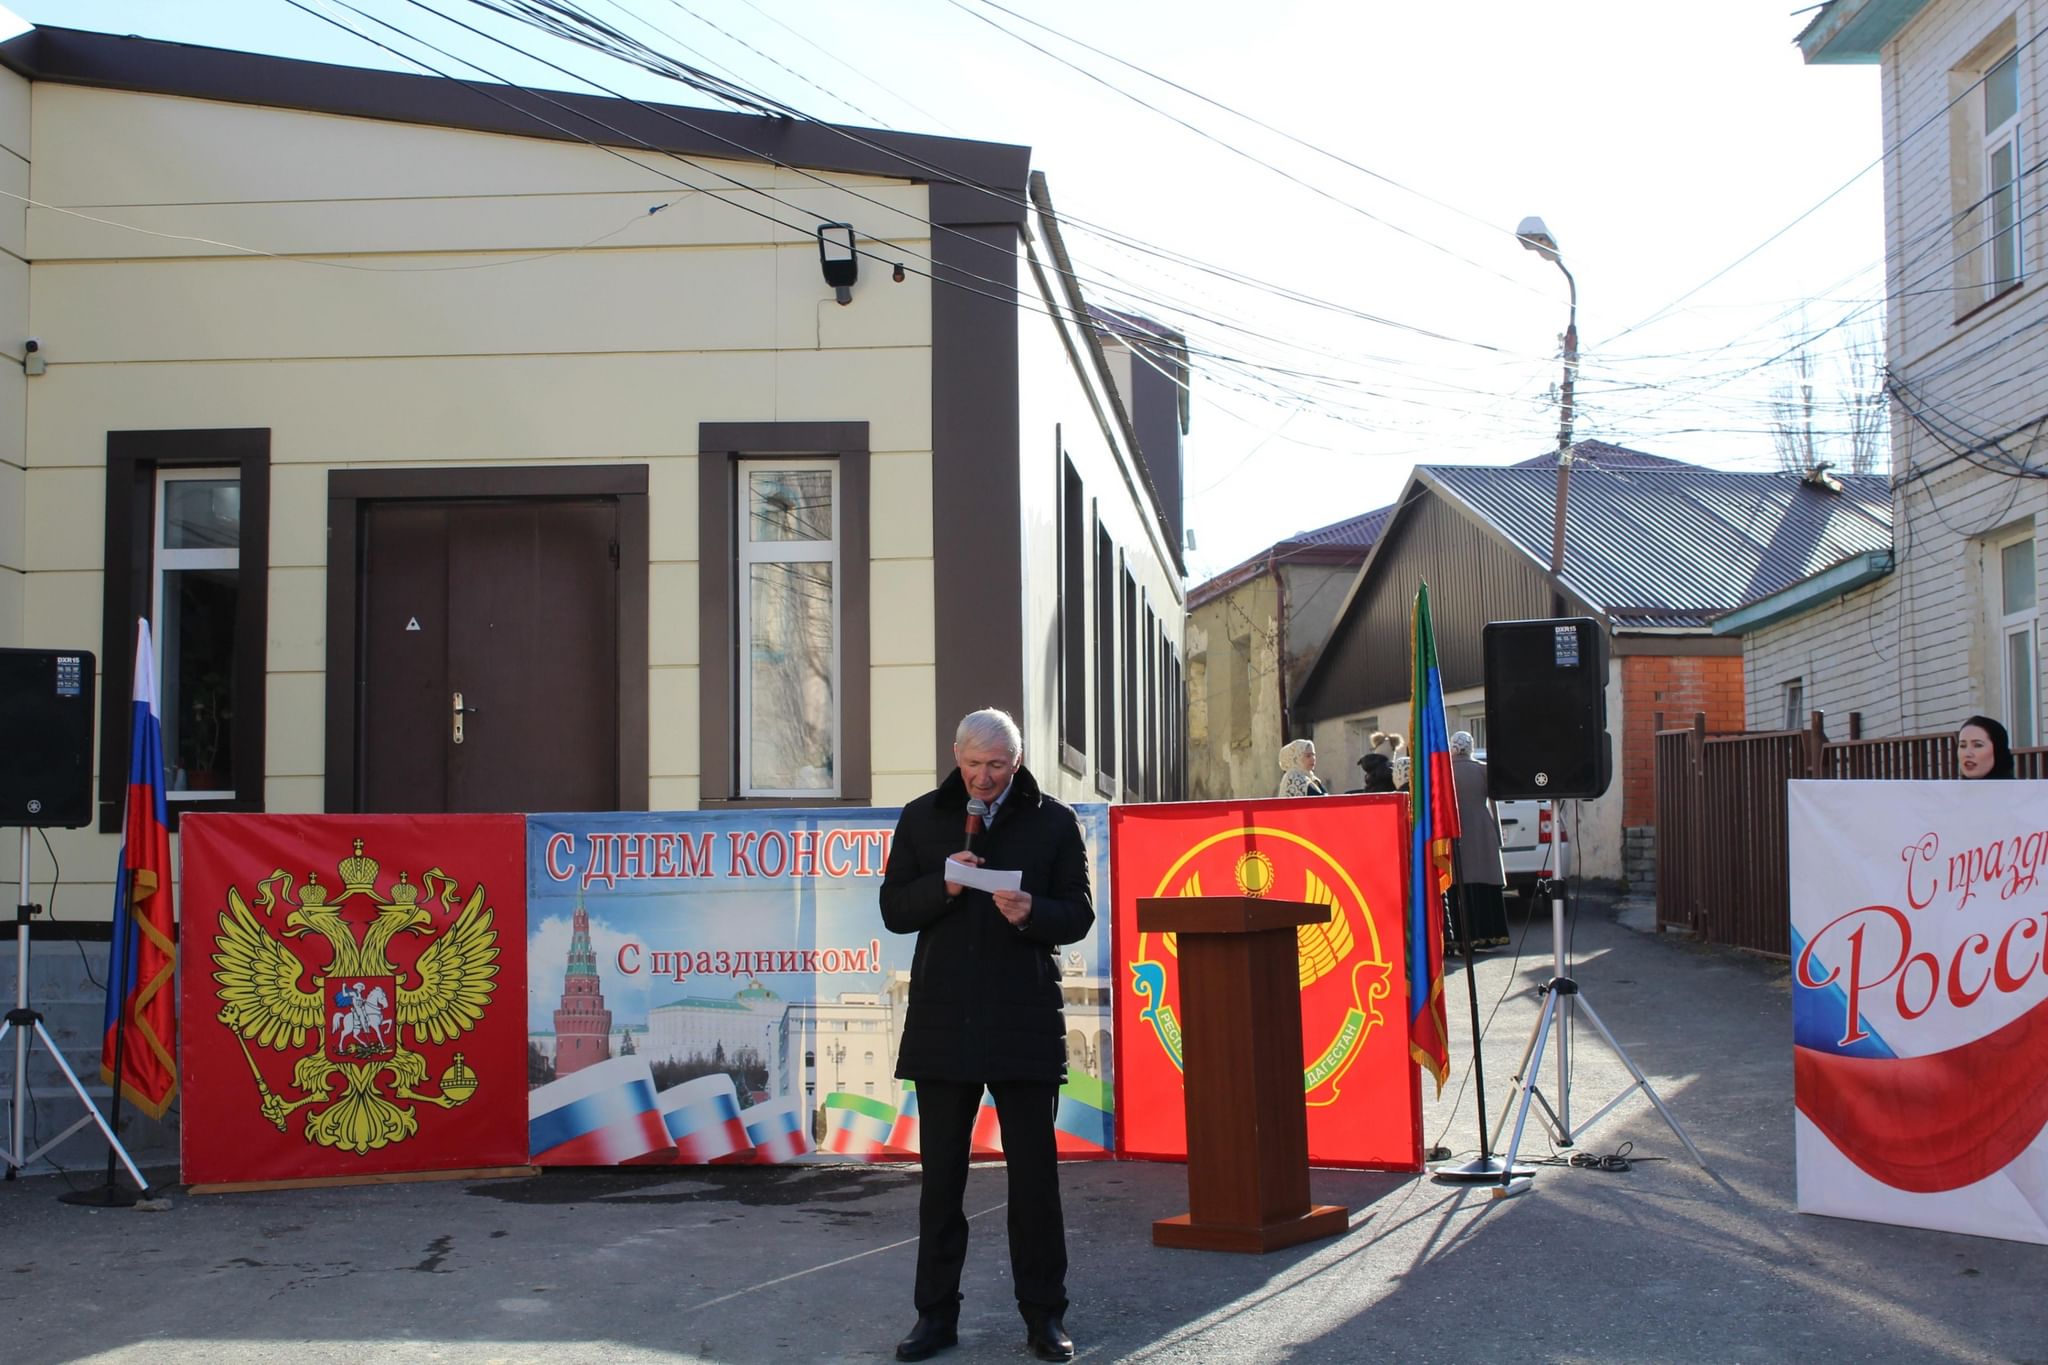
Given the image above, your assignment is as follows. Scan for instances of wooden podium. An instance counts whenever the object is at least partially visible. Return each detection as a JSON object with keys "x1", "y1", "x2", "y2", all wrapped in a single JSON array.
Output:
[{"x1": 1136, "y1": 895, "x2": 1349, "y2": 1253}]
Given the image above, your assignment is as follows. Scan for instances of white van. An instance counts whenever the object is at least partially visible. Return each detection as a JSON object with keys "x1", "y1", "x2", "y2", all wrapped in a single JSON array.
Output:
[
  {"x1": 1471, "y1": 748, "x2": 1570, "y2": 903},
  {"x1": 1494, "y1": 795, "x2": 1570, "y2": 904}
]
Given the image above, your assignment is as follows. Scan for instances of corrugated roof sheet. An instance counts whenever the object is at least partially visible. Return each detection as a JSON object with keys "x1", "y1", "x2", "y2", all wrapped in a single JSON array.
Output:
[
  {"x1": 1187, "y1": 503, "x2": 1391, "y2": 607},
  {"x1": 1421, "y1": 463, "x2": 1892, "y2": 629}
]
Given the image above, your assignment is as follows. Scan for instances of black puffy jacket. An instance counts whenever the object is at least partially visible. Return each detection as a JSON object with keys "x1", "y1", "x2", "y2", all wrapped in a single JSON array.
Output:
[{"x1": 880, "y1": 764, "x2": 1094, "y2": 1084}]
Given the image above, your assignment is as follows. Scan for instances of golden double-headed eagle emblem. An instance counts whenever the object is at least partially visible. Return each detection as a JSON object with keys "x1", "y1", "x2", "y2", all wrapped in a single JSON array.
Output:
[{"x1": 210, "y1": 837, "x2": 499, "y2": 1154}]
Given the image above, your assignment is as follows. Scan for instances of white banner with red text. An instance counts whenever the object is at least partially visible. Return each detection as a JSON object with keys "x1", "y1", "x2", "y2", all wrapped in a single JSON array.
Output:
[{"x1": 1790, "y1": 780, "x2": 2048, "y2": 1244}]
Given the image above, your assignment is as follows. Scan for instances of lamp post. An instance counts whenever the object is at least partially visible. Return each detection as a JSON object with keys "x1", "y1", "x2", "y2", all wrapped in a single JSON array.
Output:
[{"x1": 1517, "y1": 216, "x2": 1579, "y2": 614}]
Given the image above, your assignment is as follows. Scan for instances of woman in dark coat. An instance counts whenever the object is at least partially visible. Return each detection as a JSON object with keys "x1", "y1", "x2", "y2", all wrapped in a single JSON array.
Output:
[{"x1": 1448, "y1": 731, "x2": 1511, "y2": 949}]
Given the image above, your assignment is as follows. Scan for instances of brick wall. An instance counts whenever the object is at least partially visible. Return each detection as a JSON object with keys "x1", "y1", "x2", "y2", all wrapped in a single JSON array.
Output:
[{"x1": 1621, "y1": 653, "x2": 1744, "y2": 825}]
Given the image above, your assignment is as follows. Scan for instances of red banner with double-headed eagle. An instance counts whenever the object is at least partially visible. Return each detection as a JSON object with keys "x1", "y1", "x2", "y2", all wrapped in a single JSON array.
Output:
[
  {"x1": 1110, "y1": 795, "x2": 1421, "y2": 1170},
  {"x1": 179, "y1": 814, "x2": 529, "y2": 1186}
]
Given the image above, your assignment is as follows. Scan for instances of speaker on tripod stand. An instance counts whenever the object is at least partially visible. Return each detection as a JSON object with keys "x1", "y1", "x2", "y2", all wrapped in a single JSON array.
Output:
[
  {"x1": 1473, "y1": 619, "x2": 1705, "y2": 1196},
  {"x1": 1482, "y1": 618, "x2": 1611, "y2": 803},
  {"x1": 0, "y1": 648, "x2": 149, "y2": 1196}
]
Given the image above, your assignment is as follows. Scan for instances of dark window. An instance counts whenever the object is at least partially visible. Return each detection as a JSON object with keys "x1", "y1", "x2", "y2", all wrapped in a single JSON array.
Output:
[
  {"x1": 1121, "y1": 562, "x2": 1138, "y2": 801},
  {"x1": 1059, "y1": 453, "x2": 1087, "y2": 774},
  {"x1": 100, "y1": 429, "x2": 270, "y2": 831},
  {"x1": 1143, "y1": 603, "x2": 1159, "y2": 801},
  {"x1": 1094, "y1": 517, "x2": 1116, "y2": 797}
]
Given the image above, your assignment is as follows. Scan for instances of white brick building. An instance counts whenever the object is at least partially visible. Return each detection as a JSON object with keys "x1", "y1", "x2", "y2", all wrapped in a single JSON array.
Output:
[{"x1": 1724, "y1": 2, "x2": 2048, "y2": 742}]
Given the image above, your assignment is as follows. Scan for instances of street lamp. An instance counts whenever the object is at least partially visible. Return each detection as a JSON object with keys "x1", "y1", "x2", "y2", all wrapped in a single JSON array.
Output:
[{"x1": 1517, "y1": 215, "x2": 1579, "y2": 602}]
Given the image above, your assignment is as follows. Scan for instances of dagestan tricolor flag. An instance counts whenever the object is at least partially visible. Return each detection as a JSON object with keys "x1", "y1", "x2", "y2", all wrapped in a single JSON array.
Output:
[
  {"x1": 101, "y1": 618, "x2": 178, "y2": 1118},
  {"x1": 1406, "y1": 583, "x2": 1460, "y2": 1093}
]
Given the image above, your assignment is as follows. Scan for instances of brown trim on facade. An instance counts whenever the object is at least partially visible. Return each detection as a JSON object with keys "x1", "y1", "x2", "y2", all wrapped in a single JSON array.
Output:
[
  {"x1": 4, "y1": 27, "x2": 1031, "y2": 194},
  {"x1": 99, "y1": 428, "x2": 271, "y2": 832},
  {"x1": 1608, "y1": 633, "x2": 1742, "y2": 657},
  {"x1": 697, "y1": 422, "x2": 872, "y2": 808},
  {"x1": 929, "y1": 183, "x2": 1026, "y2": 777},
  {"x1": 323, "y1": 464, "x2": 649, "y2": 813}
]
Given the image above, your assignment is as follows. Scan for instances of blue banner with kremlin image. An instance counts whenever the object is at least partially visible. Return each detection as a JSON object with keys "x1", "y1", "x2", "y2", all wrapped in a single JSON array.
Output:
[{"x1": 524, "y1": 807, "x2": 1115, "y2": 1165}]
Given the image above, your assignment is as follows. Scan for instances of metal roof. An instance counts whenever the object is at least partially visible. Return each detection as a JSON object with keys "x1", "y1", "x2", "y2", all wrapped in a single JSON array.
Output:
[
  {"x1": 1187, "y1": 503, "x2": 1391, "y2": 608},
  {"x1": 1420, "y1": 463, "x2": 1893, "y2": 629}
]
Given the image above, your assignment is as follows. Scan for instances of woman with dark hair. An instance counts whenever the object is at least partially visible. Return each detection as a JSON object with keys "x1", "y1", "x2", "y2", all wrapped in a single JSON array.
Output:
[{"x1": 1957, "y1": 715, "x2": 2016, "y2": 779}]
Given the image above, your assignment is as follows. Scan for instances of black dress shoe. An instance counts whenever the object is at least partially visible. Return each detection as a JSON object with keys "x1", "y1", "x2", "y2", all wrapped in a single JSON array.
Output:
[
  {"x1": 895, "y1": 1313, "x2": 958, "y2": 1362},
  {"x1": 1025, "y1": 1313, "x2": 1074, "y2": 1362}
]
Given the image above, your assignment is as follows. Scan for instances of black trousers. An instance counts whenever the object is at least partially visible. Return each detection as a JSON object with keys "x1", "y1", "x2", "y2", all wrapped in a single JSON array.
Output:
[{"x1": 910, "y1": 1077, "x2": 1068, "y2": 1319}]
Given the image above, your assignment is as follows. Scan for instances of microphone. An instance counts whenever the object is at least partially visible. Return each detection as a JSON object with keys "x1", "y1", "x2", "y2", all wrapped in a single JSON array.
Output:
[{"x1": 964, "y1": 797, "x2": 990, "y2": 853}]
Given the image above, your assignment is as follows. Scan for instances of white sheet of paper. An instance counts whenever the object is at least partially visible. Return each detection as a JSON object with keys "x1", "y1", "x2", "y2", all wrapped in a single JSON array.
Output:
[{"x1": 944, "y1": 858, "x2": 1022, "y2": 893}]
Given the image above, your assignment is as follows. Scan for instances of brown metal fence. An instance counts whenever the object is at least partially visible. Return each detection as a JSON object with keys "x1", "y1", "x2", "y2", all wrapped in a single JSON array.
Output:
[{"x1": 1654, "y1": 713, "x2": 2046, "y2": 956}]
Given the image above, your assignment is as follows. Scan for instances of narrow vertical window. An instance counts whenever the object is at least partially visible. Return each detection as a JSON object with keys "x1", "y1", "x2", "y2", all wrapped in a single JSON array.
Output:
[
  {"x1": 2000, "y1": 533, "x2": 2037, "y2": 745},
  {"x1": 1059, "y1": 455, "x2": 1087, "y2": 769},
  {"x1": 1985, "y1": 50, "x2": 2023, "y2": 294},
  {"x1": 1094, "y1": 518, "x2": 1116, "y2": 795},
  {"x1": 1121, "y1": 563, "x2": 1138, "y2": 799},
  {"x1": 738, "y1": 461, "x2": 840, "y2": 796},
  {"x1": 1782, "y1": 679, "x2": 1805, "y2": 732},
  {"x1": 155, "y1": 470, "x2": 242, "y2": 798}
]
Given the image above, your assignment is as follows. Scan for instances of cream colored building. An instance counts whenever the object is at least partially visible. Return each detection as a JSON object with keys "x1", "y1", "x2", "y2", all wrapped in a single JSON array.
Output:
[
  {"x1": 0, "y1": 25, "x2": 1185, "y2": 1166},
  {"x1": 1732, "y1": 3, "x2": 2048, "y2": 740},
  {"x1": 0, "y1": 24, "x2": 1185, "y2": 891}
]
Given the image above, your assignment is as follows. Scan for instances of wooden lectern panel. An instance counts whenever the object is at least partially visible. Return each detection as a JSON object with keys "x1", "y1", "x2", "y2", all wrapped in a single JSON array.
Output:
[{"x1": 1135, "y1": 895, "x2": 1349, "y2": 1253}]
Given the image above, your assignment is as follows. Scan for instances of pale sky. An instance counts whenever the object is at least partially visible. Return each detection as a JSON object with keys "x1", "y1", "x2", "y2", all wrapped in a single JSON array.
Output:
[{"x1": 9, "y1": 1, "x2": 1887, "y2": 580}]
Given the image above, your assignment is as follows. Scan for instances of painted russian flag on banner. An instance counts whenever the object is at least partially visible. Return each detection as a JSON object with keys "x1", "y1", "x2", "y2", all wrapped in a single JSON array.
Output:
[
  {"x1": 1053, "y1": 1075, "x2": 1113, "y2": 1156},
  {"x1": 743, "y1": 1096, "x2": 814, "y2": 1164},
  {"x1": 885, "y1": 1083, "x2": 921, "y2": 1156},
  {"x1": 820, "y1": 1092, "x2": 895, "y2": 1157},
  {"x1": 529, "y1": 1055, "x2": 671, "y2": 1165},
  {"x1": 971, "y1": 1090, "x2": 1004, "y2": 1156},
  {"x1": 101, "y1": 618, "x2": 178, "y2": 1119},
  {"x1": 1406, "y1": 583, "x2": 1458, "y2": 1094},
  {"x1": 651, "y1": 1073, "x2": 753, "y2": 1164}
]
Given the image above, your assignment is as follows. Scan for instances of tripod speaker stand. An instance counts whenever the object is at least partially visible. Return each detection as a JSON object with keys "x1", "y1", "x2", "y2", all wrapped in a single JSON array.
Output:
[
  {"x1": 2, "y1": 826, "x2": 148, "y2": 1194},
  {"x1": 1487, "y1": 857, "x2": 1707, "y2": 1198}
]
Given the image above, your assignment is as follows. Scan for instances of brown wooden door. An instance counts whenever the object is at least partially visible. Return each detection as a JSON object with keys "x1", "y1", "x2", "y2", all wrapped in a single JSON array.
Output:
[{"x1": 358, "y1": 498, "x2": 619, "y2": 813}]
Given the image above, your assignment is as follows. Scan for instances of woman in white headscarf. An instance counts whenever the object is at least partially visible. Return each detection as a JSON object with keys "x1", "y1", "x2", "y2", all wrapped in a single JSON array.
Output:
[{"x1": 1275, "y1": 738, "x2": 1327, "y2": 797}]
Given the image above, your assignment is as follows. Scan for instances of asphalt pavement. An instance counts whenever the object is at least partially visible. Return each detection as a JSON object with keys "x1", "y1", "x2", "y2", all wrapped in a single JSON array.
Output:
[{"x1": 4, "y1": 893, "x2": 2044, "y2": 1364}]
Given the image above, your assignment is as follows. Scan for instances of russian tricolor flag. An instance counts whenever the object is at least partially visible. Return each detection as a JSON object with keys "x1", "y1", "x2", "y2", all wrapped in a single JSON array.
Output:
[
  {"x1": 653, "y1": 1073, "x2": 753, "y2": 1164},
  {"x1": 100, "y1": 618, "x2": 178, "y2": 1119},
  {"x1": 743, "y1": 1096, "x2": 814, "y2": 1164},
  {"x1": 885, "y1": 1083, "x2": 921, "y2": 1155},
  {"x1": 529, "y1": 1056, "x2": 671, "y2": 1165}
]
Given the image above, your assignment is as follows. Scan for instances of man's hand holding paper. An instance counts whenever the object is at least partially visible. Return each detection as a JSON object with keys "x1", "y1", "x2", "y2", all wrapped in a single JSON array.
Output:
[{"x1": 943, "y1": 855, "x2": 1023, "y2": 895}]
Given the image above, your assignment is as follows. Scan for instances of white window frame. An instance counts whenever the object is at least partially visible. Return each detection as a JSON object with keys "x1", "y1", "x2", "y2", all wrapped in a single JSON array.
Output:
[
  {"x1": 1782, "y1": 678, "x2": 1806, "y2": 732},
  {"x1": 1984, "y1": 48, "x2": 2024, "y2": 296},
  {"x1": 1995, "y1": 527, "x2": 2039, "y2": 746},
  {"x1": 154, "y1": 467, "x2": 240, "y2": 802},
  {"x1": 736, "y1": 459, "x2": 842, "y2": 798}
]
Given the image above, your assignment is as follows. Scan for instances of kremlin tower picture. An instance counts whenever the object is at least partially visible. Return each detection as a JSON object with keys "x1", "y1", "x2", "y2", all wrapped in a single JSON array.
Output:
[{"x1": 551, "y1": 899, "x2": 613, "y2": 1077}]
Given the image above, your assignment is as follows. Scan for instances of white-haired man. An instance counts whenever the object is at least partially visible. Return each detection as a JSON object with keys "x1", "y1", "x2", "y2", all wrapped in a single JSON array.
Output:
[{"x1": 881, "y1": 708, "x2": 1093, "y2": 1362}]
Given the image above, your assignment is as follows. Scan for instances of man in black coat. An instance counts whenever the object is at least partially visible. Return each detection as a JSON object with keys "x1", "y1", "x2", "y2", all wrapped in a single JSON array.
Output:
[{"x1": 881, "y1": 707, "x2": 1093, "y2": 1363}]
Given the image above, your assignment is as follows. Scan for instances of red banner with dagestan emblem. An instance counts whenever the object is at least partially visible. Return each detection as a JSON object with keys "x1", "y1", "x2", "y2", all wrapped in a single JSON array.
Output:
[
  {"x1": 178, "y1": 814, "x2": 528, "y2": 1185},
  {"x1": 1111, "y1": 795, "x2": 1420, "y2": 1170}
]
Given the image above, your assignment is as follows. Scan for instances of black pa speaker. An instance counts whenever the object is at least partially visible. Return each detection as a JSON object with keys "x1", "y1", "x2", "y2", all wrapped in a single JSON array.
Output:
[
  {"x1": 0, "y1": 648, "x2": 96, "y2": 827},
  {"x1": 1482, "y1": 619, "x2": 1611, "y2": 801}
]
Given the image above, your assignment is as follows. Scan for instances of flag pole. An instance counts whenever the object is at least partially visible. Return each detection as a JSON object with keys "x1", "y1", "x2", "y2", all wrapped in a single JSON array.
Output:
[
  {"x1": 87, "y1": 875, "x2": 138, "y2": 1204},
  {"x1": 1429, "y1": 839, "x2": 1531, "y2": 1181}
]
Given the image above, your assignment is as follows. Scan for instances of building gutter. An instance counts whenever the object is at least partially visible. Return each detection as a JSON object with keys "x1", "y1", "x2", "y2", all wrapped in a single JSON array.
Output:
[
  {"x1": 1712, "y1": 550, "x2": 1896, "y2": 635},
  {"x1": 1797, "y1": 0, "x2": 1931, "y2": 65}
]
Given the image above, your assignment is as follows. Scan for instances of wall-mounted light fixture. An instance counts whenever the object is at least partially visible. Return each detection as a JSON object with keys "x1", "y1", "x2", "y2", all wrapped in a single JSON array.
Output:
[
  {"x1": 817, "y1": 222, "x2": 857, "y2": 305},
  {"x1": 22, "y1": 338, "x2": 42, "y2": 376}
]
